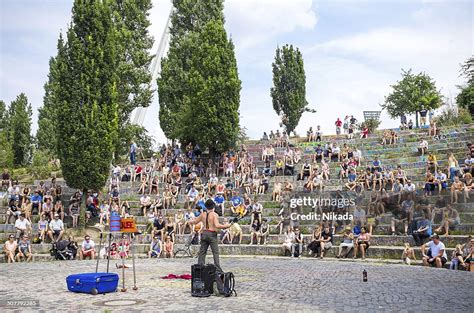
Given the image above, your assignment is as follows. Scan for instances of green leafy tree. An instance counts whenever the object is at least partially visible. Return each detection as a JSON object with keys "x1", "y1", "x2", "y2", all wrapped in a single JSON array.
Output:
[
  {"x1": 0, "y1": 131, "x2": 14, "y2": 170},
  {"x1": 109, "y1": 0, "x2": 154, "y2": 158},
  {"x1": 174, "y1": 19, "x2": 241, "y2": 154},
  {"x1": 456, "y1": 56, "x2": 474, "y2": 116},
  {"x1": 8, "y1": 94, "x2": 33, "y2": 166},
  {"x1": 0, "y1": 100, "x2": 8, "y2": 129},
  {"x1": 381, "y1": 69, "x2": 443, "y2": 127},
  {"x1": 435, "y1": 104, "x2": 472, "y2": 127},
  {"x1": 158, "y1": 0, "x2": 225, "y2": 141},
  {"x1": 0, "y1": 100, "x2": 13, "y2": 169},
  {"x1": 37, "y1": 54, "x2": 61, "y2": 153},
  {"x1": 271, "y1": 44, "x2": 313, "y2": 134},
  {"x1": 54, "y1": 0, "x2": 119, "y2": 226}
]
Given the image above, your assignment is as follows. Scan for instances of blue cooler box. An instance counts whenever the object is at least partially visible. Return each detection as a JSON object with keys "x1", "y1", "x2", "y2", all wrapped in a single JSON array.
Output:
[{"x1": 66, "y1": 273, "x2": 119, "y2": 295}]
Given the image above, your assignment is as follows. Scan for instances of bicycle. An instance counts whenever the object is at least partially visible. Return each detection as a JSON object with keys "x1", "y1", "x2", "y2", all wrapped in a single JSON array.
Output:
[{"x1": 174, "y1": 233, "x2": 198, "y2": 258}]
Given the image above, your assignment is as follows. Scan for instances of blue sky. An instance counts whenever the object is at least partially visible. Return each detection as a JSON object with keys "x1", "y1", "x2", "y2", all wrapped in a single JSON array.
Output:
[{"x1": 0, "y1": 0, "x2": 472, "y2": 145}]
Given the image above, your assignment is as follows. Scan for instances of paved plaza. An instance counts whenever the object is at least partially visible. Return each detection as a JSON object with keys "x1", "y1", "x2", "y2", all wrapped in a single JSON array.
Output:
[{"x1": 0, "y1": 257, "x2": 472, "y2": 312}]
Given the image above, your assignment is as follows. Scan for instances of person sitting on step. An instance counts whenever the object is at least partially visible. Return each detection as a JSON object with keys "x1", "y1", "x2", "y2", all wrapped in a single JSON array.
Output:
[
  {"x1": 282, "y1": 226, "x2": 295, "y2": 256},
  {"x1": 258, "y1": 219, "x2": 270, "y2": 245},
  {"x1": 421, "y1": 234, "x2": 447, "y2": 268},
  {"x1": 336, "y1": 228, "x2": 354, "y2": 258},
  {"x1": 354, "y1": 227, "x2": 370, "y2": 260},
  {"x1": 318, "y1": 225, "x2": 333, "y2": 259},
  {"x1": 402, "y1": 243, "x2": 416, "y2": 265}
]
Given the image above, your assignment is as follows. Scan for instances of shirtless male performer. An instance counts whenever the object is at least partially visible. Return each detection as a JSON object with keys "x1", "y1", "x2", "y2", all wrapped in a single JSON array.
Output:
[{"x1": 188, "y1": 199, "x2": 231, "y2": 272}]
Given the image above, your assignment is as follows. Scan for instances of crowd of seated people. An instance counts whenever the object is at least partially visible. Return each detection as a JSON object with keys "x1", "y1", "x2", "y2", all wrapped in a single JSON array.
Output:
[
  {"x1": 261, "y1": 129, "x2": 289, "y2": 147},
  {"x1": 3, "y1": 125, "x2": 473, "y2": 265}
]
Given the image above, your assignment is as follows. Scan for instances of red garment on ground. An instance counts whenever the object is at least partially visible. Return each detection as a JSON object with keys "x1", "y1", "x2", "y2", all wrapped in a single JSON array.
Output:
[{"x1": 161, "y1": 273, "x2": 192, "y2": 280}]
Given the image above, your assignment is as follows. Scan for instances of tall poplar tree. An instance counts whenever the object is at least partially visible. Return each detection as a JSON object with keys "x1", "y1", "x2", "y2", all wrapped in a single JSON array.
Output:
[
  {"x1": 0, "y1": 100, "x2": 7, "y2": 128},
  {"x1": 271, "y1": 44, "x2": 311, "y2": 135},
  {"x1": 8, "y1": 93, "x2": 33, "y2": 166},
  {"x1": 55, "y1": 0, "x2": 119, "y2": 199},
  {"x1": 110, "y1": 0, "x2": 154, "y2": 158},
  {"x1": 0, "y1": 100, "x2": 13, "y2": 169},
  {"x1": 177, "y1": 19, "x2": 241, "y2": 154},
  {"x1": 158, "y1": 0, "x2": 226, "y2": 141},
  {"x1": 37, "y1": 52, "x2": 60, "y2": 153}
]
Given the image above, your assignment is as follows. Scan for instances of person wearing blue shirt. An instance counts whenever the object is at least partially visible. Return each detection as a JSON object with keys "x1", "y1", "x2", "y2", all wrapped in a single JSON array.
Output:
[
  {"x1": 173, "y1": 145, "x2": 182, "y2": 158},
  {"x1": 372, "y1": 157, "x2": 382, "y2": 173},
  {"x1": 314, "y1": 145, "x2": 323, "y2": 162},
  {"x1": 130, "y1": 141, "x2": 138, "y2": 165},
  {"x1": 345, "y1": 170, "x2": 358, "y2": 191},
  {"x1": 194, "y1": 207, "x2": 201, "y2": 217},
  {"x1": 214, "y1": 194, "x2": 225, "y2": 216},
  {"x1": 412, "y1": 214, "x2": 432, "y2": 246},
  {"x1": 196, "y1": 198, "x2": 206, "y2": 211},
  {"x1": 30, "y1": 191, "x2": 42, "y2": 215},
  {"x1": 231, "y1": 194, "x2": 242, "y2": 208}
]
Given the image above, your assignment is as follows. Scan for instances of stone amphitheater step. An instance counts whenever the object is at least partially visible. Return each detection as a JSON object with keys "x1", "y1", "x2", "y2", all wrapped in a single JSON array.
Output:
[
  {"x1": 171, "y1": 234, "x2": 469, "y2": 248},
  {"x1": 176, "y1": 243, "x2": 457, "y2": 259},
  {"x1": 130, "y1": 222, "x2": 474, "y2": 236},
  {"x1": 251, "y1": 136, "x2": 471, "y2": 152},
  {"x1": 250, "y1": 145, "x2": 468, "y2": 161},
  {"x1": 0, "y1": 242, "x2": 458, "y2": 261},
  {"x1": 250, "y1": 138, "x2": 472, "y2": 157}
]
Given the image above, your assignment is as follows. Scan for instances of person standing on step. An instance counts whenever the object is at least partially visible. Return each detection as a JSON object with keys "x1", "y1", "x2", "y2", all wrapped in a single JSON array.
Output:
[
  {"x1": 130, "y1": 141, "x2": 138, "y2": 165},
  {"x1": 188, "y1": 199, "x2": 231, "y2": 272}
]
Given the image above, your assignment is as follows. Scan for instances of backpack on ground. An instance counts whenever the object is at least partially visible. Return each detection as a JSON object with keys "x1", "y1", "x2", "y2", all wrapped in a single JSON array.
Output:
[{"x1": 214, "y1": 272, "x2": 237, "y2": 297}]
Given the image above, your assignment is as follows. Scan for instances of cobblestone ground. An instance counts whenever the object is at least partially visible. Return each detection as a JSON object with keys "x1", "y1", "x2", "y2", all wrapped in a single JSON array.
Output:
[{"x1": 0, "y1": 256, "x2": 472, "y2": 312}]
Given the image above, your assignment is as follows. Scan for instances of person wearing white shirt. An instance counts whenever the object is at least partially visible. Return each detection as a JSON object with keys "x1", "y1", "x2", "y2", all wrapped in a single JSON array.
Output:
[
  {"x1": 80, "y1": 235, "x2": 96, "y2": 260},
  {"x1": 353, "y1": 149, "x2": 362, "y2": 166},
  {"x1": 267, "y1": 146, "x2": 275, "y2": 161},
  {"x1": 47, "y1": 214, "x2": 64, "y2": 242},
  {"x1": 418, "y1": 139, "x2": 429, "y2": 156},
  {"x1": 315, "y1": 125, "x2": 323, "y2": 142},
  {"x1": 403, "y1": 180, "x2": 416, "y2": 201},
  {"x1": 15, "y1": 214, "x2": 31, "y2": 239},
  {"x1": 112, "y1": 165, "x2": 121, "y2": 178},
  {"x1": 435, "y1": 170, "x2": 448, "y2": 195},
  {"x1": 332, "y1": 144, "x2": 341, "y2": 162},
  {"x1": 421, "y1": 234, "x2": 447, "y2": 268},
  {"x1": 283, "y1": 227, "x2": 295, "y2": 255},
  {"x1": 186, "y1": 187, "x2": 199, "y2": 209},
  {"x1": 404, "y1": 182, "x2": 415, "y2": 192},
  {"x1": 261, "y1": 146, "x2": 268, "y2": 161},
  {"x1": 140, "y1": 194, "x2": 152, "y2": 216}
]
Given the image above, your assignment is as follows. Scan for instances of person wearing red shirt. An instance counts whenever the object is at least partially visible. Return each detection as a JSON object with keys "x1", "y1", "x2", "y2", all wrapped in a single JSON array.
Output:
[
  {"x1": 335, "y1": 118, "x2": 342, "y2": 135},
  {"x1": 171, "y1": 163, "x2": 181, "y2": 179},
  {"x1": 360, "y1": 127, "x2": 369, "y2": 139},
  {"x1": 134, "y1": 164, "x2": 143, "y2": 182}
]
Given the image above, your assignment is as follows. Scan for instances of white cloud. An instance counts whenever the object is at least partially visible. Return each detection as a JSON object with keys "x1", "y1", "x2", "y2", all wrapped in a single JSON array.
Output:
[
  {"x1": 224, "y1": 0, "x2": 317, "y2": 50},
  {"x1": 293, "y1": 18, "x2": 472, "y2": 136},
  {"x1": 0, "y1": 1, "x2": 71, "y2": 33}
]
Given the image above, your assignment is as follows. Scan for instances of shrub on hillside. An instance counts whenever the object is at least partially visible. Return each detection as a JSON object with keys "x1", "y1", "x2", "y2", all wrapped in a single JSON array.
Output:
[
  {"x1": 358, "y1": 118, "x2": 381, "y2": 133},
  {"x1": 27, "y1": 149, "x2": 54, "y2": 180},
  {"x1": 434, "y1": 105, "x2": 472, "y2": 127}
]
